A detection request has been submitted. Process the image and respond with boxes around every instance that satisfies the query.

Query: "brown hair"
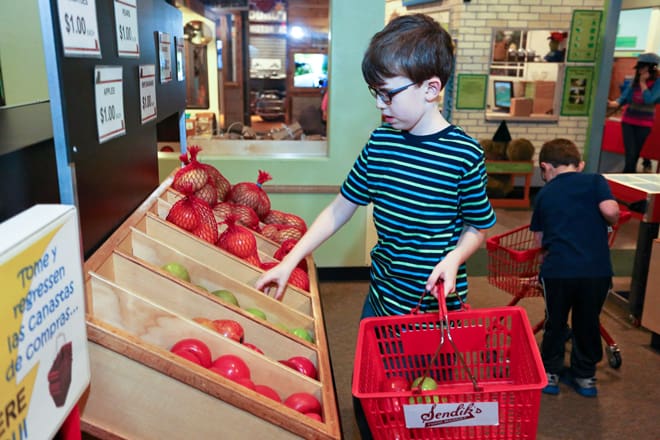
[361,14,454,90]
[538,138,581,167]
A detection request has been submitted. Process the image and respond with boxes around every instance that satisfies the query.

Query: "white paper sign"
[114,0,140,58]
[403,402,499,428]
[0,205,90,440]
[94,66,126,143]
[176,37,185,81]
[57,0,102,58]
[139,64,157,124]
[158,32,172,83]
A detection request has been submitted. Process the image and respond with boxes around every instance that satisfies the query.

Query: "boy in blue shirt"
[530,138,620,397]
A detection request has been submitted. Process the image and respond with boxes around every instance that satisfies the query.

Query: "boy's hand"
[425,254,459,298]
[255,262,293,300]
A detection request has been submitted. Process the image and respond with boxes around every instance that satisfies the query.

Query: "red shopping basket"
[352,295,546,440]
[486,225,543,300]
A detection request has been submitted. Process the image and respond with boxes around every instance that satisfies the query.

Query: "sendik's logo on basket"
[403,402,499,429]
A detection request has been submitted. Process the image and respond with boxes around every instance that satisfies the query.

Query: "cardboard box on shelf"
[511,97,533,117]
[532,81,555,114]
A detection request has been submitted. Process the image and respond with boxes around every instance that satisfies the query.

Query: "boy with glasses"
[530,138,620,397]
[256,13,495,438]
[257,13,495,314]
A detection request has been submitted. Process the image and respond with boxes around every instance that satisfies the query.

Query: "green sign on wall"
[561,65,595,116]
[455,74,487,110]
[567,10,603,62]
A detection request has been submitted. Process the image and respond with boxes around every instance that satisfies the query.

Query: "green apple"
[162,262,190,282]
[245,307,267,320]
[274,323,290,333]
[291,327,314,343]
[409,376,440,404]
[210,289,240,307]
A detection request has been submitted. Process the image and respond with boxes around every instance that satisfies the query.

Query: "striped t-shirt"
[340,124,496,316]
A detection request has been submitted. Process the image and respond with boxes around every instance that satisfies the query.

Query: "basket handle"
[412,283,469,316]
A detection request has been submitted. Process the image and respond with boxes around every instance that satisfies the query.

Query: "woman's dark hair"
[634,62,658,85]
[539,138,581,167]
[361,14,454,90]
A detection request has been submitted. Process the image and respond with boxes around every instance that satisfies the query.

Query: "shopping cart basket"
[485,209,632,369]
[352,292,546,440]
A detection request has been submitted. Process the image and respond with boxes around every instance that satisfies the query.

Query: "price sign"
[176,37,185,81]
[158,32,172,83]
[94,66,126,143]
[57,0,102,57]
[139,65,157,124]
[114,0,140,58]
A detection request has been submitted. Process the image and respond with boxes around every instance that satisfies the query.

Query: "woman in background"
[608,52,660,173]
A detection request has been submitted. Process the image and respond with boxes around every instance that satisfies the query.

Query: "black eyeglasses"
[368,82,417,104]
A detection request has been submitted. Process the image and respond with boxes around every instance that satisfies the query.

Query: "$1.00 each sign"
[57,0,101,57]
[94,66,126,143]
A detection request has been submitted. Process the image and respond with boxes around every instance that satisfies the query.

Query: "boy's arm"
[426,225,486,297]
[600,199,620,226]
[255,193,358,299]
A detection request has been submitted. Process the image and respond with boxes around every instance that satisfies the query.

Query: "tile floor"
[318,207,660,440]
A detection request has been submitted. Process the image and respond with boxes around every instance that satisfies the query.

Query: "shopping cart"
[485,208,632,369]
[352,291,546,440]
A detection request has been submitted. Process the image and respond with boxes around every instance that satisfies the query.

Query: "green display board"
[567,10,603,62]
[561,65,594,116]
[455,74,487,110]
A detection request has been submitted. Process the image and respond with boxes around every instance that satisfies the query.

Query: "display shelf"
[81,174,341,439]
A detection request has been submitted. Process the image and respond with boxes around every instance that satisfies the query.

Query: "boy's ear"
[425,77,442,100]
[577,161,586,172]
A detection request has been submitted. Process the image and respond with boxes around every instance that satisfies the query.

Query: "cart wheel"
[606,345,622,369]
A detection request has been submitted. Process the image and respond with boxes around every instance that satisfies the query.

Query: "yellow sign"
[0,205,90,440]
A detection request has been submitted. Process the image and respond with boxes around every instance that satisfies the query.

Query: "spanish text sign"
[0,205,90,440]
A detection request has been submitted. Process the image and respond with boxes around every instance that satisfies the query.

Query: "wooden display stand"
[80,173,341,439]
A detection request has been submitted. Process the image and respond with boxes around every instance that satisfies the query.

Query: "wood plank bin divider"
[80,173,341,439]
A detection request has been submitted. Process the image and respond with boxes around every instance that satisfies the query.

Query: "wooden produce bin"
[80,175,341,439]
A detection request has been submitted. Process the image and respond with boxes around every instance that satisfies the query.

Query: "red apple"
[284,392,322,415]
[212,319,245,343]
[243,342,264,354]
[173,348,206,366]
[209,354,251,381]
[380,376,410,392]
[305,412,323,422]
[285,356,318,380]
[234,377,256,390]
[254,384,281,402]
[170,338,212,368]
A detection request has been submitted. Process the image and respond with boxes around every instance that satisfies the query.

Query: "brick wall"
[385,0,606,182]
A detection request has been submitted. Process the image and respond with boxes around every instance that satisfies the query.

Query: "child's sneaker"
[542,373,560,395]
[564,375,597,397]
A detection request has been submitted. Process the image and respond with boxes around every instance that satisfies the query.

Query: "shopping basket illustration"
[485,209,632,369]
[48,334,73,407]
[352,292,546,440]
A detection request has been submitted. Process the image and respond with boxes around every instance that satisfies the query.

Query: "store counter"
[604,174,660,327]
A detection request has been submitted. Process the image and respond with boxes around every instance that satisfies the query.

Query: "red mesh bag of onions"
[173,146,231,204]
[217,215,261,267]
[166,183,219,244]
[229,170,272,220]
